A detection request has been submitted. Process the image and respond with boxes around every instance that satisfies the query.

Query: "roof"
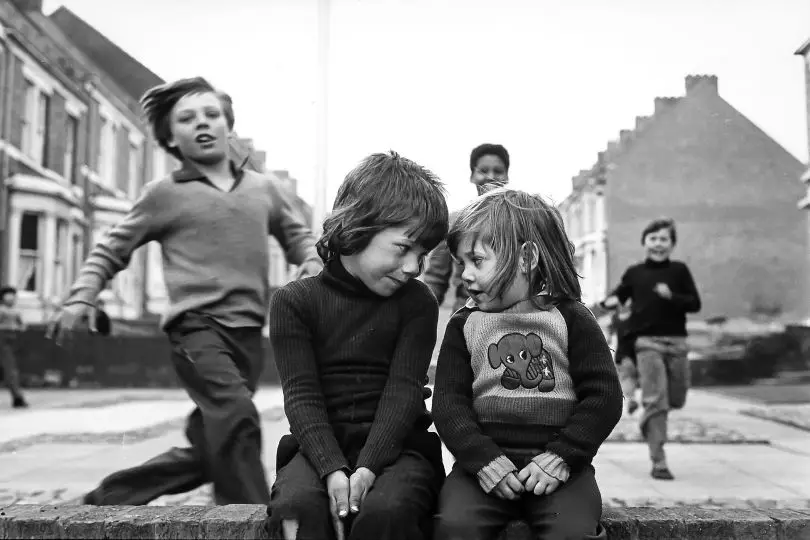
[795,37,810,56]
[48,6,164,101]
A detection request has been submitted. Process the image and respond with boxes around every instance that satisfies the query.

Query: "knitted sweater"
[64,160,320,330]
[609,259,701,338]
[433,298,622,492]
[269,259,437,479]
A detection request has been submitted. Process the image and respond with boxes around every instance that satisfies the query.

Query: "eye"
[395,244,409,254]
[505,355,515,364]
[519,350,528,361]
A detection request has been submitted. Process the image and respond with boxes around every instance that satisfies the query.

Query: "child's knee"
[354,494,412,526]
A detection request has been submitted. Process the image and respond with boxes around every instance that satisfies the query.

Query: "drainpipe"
[0,25,17,286]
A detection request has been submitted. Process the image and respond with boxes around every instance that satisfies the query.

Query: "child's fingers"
[516,467,531,483]
[544,479,561,496]
[506,474,524,494]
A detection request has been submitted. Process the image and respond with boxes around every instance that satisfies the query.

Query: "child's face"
[342,225,427,297]
[643,227,674,261]
[456,236,529,312]
[470,155,508,194]
[168,92,231,165]
[1,292,16,307]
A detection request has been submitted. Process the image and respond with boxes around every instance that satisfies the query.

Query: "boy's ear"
[520,242,539,274]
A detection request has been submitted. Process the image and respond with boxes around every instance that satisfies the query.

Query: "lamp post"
[313,0,330,236]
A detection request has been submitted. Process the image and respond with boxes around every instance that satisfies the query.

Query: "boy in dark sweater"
[46,77,321,505]
[602,218,701,480]
[421,143,510,310]
[265,152,449,540]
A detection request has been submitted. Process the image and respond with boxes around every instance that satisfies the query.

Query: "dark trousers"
[266,431,443,540]
[435,462,605,540]
[1,338,24,401]
[84,312,271,505]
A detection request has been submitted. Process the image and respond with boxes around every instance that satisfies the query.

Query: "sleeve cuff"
[532,452,571,483]
[476,455,518,493]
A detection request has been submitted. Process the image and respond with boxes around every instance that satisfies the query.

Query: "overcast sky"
[43,0,810,213]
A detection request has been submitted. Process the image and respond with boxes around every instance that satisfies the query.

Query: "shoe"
[651,467,675,480]
[12,397,28,409]
[627,399,639,415]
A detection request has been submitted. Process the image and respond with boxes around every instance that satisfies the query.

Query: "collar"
[172,159,246,183]
[322,258,382,298]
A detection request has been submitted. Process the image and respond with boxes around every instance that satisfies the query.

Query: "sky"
[42,0,810,216]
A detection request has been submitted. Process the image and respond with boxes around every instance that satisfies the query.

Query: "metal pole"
[313,0,330,237]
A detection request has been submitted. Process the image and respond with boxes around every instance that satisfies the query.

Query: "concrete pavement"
[0,385,809,509]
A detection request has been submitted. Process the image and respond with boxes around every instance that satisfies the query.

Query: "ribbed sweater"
[433,298,622,491]
[609,259,701,338]
[269,259,438,478]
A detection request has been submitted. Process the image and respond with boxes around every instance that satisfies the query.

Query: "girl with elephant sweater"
[432,188,623,540]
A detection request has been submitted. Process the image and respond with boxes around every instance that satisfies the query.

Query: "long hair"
[316,151,449,263]
[447,188,581,304]
[140,77,235,161]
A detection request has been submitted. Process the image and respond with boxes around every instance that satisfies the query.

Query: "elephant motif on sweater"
[487,332,556,392]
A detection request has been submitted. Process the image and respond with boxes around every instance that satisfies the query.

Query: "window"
[152,144,165,181]
[71,233,83,284]
[64,115,78,183]
[129,142,142,198]
[54,219,69,297]
[36,92,50,166]
[97,115,116,186]
[18,213,41,292]
[20,80,35,156]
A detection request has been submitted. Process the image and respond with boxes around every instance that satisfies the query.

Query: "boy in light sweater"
[47,77,321,505]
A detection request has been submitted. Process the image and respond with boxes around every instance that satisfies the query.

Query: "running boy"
[46,77,322,505]
[433,189,622,540]
[421,143,510,311]
[0,286,28,408]
[602,218,701,480]
[265,151,448,540]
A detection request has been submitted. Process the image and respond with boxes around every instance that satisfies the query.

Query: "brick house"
[559,74,807,319]
[0,0,164,323]
[0,1,277,326]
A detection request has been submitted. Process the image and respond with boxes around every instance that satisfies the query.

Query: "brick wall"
[605,82,807,319]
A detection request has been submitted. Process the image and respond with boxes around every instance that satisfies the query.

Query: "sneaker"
[12,397,28,409]
[651,467,675,480]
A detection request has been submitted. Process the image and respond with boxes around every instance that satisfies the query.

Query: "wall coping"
[0,504,809,539]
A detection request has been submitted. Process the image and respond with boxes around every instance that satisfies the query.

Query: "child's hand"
[348,467,376,514]
[491,472,524,501]
[601,296,620,309]
[654,283,672,299]
[517,453,570,496]
[325,470,350,540]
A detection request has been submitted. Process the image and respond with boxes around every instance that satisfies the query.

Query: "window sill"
[4,143,71,186]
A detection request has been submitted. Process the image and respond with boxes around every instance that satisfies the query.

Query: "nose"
[461,265,475,284]
[401,251,422,277]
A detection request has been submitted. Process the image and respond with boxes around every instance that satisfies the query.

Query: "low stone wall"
[1,504,808,539]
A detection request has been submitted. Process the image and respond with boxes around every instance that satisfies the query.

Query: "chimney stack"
[685,74,718,96]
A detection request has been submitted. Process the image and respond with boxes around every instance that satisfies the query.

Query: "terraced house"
[559,74,807,320]
[0,1,271,329]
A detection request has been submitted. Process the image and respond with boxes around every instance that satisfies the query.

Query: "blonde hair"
[447,188,581,304]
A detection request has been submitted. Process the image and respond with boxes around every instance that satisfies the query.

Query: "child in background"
[0,286,28,409]
[433,188,622,540]
[602,218,701,480]
[266,151,449,540]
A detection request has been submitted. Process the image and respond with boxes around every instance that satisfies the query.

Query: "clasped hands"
[324,467,376,540]
[491,453,570,501]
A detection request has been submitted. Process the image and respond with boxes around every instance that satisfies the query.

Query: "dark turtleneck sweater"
[268,259,438,478]
[610,258,701,338]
